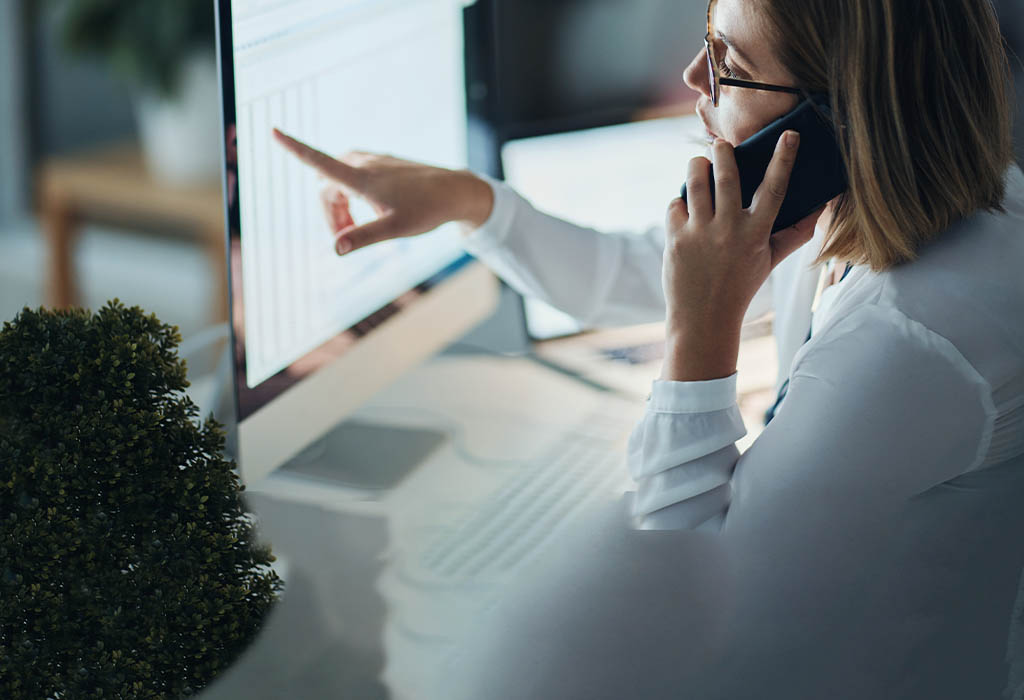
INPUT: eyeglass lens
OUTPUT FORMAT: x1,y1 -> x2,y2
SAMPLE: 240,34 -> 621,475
706,0 -> 719,106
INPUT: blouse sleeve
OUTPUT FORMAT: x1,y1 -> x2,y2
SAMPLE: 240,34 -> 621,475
628,303 -> 993,531
461,175 -> 772,327
626,302 -> 995,688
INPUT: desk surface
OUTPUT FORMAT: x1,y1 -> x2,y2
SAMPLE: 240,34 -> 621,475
209,347 -> 780,699
213,352 -> 642,699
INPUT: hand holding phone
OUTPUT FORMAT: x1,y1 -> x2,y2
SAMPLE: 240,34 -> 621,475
662,131 -> 821,380
681,92 -> 847,233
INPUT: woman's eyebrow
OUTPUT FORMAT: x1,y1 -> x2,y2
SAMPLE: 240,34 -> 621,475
716,30 -> 758,73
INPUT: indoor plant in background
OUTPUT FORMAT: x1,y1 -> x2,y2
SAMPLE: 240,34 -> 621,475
0,301 -> 282,699
47,0 -> 222,184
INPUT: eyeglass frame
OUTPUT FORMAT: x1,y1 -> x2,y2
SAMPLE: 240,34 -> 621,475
704,0 -> 805,107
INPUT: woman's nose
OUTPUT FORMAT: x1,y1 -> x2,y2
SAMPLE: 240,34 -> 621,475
683,47 -> 711,100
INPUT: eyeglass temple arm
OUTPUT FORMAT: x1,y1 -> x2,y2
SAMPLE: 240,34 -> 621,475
718,77 -> 804,95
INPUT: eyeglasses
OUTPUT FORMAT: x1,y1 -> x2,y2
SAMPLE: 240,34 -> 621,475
704,0 -> 804,107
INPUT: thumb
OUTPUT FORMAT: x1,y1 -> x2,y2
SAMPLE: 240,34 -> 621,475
320,186 -> 355,234
334,214 -> 402,255
769,207 -> 824,269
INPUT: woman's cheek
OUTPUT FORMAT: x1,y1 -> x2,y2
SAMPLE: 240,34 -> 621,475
730,119 -> 761,145
720,111 -> 752,146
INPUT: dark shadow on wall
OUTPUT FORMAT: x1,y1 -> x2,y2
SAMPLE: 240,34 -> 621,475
25,2 -> 137,162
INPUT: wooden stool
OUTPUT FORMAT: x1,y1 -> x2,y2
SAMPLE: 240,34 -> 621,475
36,141 -> 228,322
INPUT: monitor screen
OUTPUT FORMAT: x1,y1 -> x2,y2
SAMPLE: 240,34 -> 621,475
222,0 -> 473,418
218,0 -> 499,484
500,113 -> 709,340
487,0 -> 704,136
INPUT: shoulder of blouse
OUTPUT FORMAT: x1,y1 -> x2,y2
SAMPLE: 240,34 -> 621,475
792,300 -> 996,472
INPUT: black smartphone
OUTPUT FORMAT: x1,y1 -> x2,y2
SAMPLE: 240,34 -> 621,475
681,92 -> 847,233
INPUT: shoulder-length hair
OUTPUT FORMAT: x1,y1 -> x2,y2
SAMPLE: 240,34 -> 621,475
759,0 -> 1016,270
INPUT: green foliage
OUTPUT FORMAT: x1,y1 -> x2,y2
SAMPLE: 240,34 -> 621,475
0,301 -> 282,699
47,0 -> 216,97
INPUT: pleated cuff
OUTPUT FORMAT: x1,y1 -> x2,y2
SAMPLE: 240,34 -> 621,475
647,373 -> 738,414
460,174 -> 518,256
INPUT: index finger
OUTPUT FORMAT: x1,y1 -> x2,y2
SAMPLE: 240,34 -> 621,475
272,128 -> 362,189
751,130 -> 800,226
712,138 -> 741,213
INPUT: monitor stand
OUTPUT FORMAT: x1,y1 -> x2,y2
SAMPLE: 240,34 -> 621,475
277,419 -> 448,492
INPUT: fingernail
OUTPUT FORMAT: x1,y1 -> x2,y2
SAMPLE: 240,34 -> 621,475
336,238 -> 352,255
785,131 -> 800,148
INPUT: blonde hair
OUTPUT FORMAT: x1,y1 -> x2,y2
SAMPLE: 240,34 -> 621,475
758,0 -> 1016,271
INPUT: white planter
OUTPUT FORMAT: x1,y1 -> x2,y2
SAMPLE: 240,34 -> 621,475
134,50 -> 222,186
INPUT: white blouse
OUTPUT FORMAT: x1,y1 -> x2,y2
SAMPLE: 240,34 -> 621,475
457,165 -> 1024,699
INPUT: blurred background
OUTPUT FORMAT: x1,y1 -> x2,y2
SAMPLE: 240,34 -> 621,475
2,1 -> 1023,697
1,0 -> 1022,352
1,0 -> 224,341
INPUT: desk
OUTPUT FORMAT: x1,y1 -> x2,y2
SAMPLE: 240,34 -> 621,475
232,346 -> 775,699
36,142 -> 228,321
216,353 -> 642,700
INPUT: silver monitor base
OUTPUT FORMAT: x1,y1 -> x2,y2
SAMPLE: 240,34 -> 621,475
277,419 -> 448,492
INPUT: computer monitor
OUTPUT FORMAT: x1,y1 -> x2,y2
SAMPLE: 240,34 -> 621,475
461,0 -> 708,340
500,113 -> 709,340
215,0 -> 500,487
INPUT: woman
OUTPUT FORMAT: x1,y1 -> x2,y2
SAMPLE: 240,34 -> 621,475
274,0 -> 1024,696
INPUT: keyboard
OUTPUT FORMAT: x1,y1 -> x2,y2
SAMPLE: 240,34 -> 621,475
377,406 -> 638,698
418,414 -> 632,582
599,340 -> 665,365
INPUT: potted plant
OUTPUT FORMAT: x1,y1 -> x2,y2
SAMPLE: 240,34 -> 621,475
47,0 -> 222,184
0,301 -> 282,699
